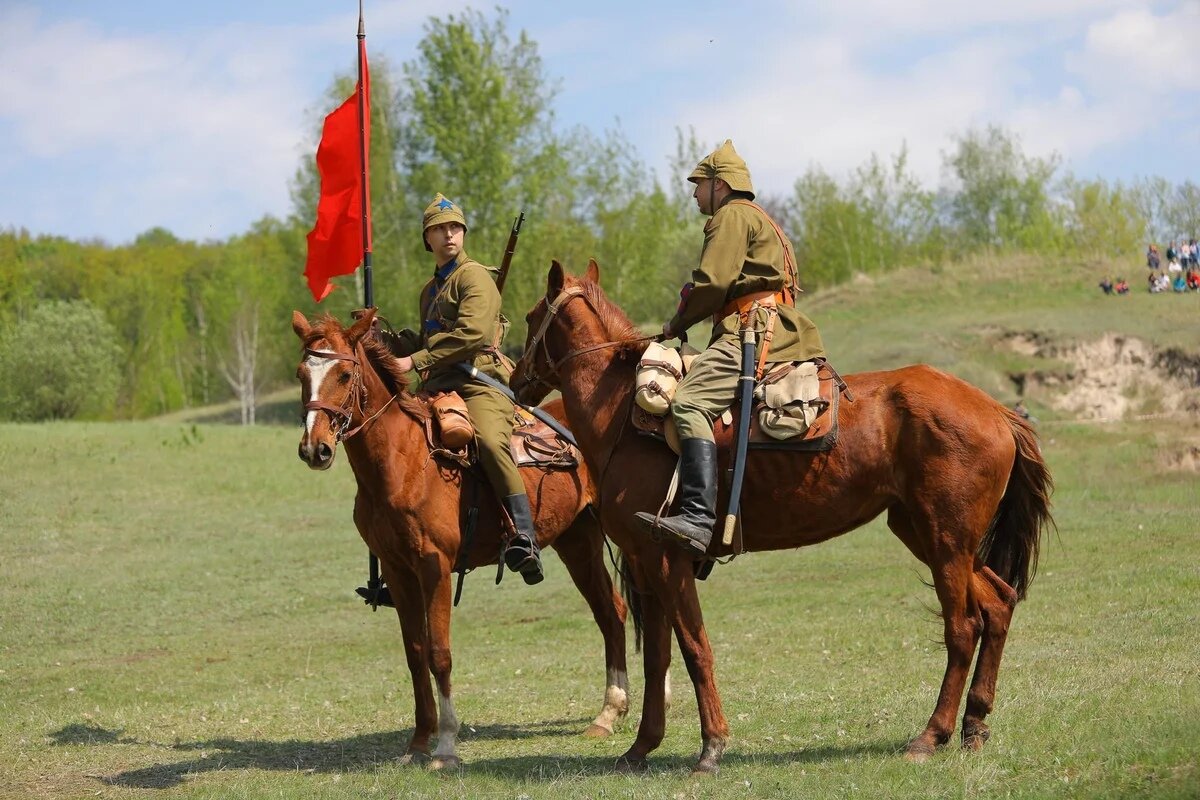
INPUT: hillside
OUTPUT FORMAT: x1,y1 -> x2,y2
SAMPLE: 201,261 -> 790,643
809,254 -> 1199,425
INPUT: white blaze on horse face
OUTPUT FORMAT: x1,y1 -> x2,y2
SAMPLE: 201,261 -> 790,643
303,354 -> 338,437
433,691 -> 459,760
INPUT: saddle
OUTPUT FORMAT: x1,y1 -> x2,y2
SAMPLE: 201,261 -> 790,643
631,358 -> 846,453
416,391 -> 580,470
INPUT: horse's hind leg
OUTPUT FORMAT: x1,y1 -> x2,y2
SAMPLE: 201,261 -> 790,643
962,566 -> 1019,751
906,549 -> 983,763
551,512 -> 629,737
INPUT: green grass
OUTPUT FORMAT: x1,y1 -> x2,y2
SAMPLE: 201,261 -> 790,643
2,254 -> 1198,799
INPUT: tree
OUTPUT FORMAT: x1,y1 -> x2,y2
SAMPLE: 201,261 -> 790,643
1062,177 -> 1145,258
0,300 -> 122,421
941,125 -> 1064,254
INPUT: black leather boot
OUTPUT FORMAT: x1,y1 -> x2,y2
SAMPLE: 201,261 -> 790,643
501,493 -> 544,585
634,438 -> 718,556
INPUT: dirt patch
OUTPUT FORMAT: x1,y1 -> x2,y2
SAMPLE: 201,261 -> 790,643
1000,332 -> 1200,421
1159,443 -> 1200,473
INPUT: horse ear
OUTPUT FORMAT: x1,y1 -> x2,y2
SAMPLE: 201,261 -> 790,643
292,310 -> 311,340
347,307 -> 376,344
547,260 -> 565,299
585,258 -> 601,284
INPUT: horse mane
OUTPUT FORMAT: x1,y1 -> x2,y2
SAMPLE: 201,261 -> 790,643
571,274 -> 650,363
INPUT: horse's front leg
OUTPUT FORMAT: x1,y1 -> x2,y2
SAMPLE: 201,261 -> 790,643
380,559 -> 436,764
663,551 -> 728,775
420,551 -> 461,771
616,557 -> 672,773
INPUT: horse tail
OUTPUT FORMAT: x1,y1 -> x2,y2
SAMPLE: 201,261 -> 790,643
617,551 -> 643,653
978,410 -> 1055,602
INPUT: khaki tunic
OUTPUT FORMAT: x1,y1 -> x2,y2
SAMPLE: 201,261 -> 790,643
397,253 -> 523,497
667,198 -> 826,441
668,199 -> 825,361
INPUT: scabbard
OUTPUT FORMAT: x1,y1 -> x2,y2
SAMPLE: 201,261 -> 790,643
722,327 -> 757,545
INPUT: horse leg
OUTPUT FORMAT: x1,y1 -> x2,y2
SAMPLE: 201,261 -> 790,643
906,551 -> 983,763
961,566 -> 1019,751
380,560 -> 436,765
665,553 -> 729,776
550,514 -> 629,737
420,553 -> 461,771
615,564 -> 672,773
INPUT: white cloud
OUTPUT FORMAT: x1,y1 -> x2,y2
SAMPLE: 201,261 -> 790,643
0,1 -> 465,241
645,1 -> 1198,198
1067,3 -> 1200,93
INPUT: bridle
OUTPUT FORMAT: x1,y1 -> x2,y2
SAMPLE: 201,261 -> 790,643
303,345 -> 396,442
514,285 -> 658,396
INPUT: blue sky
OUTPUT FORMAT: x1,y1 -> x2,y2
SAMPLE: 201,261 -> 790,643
1,0 -> 1197,244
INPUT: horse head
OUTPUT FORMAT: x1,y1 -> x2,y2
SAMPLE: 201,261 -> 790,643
292,308 -> 396,470
513,258 -> 622,406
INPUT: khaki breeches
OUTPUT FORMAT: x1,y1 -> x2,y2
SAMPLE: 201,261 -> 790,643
458,380 -> 524,498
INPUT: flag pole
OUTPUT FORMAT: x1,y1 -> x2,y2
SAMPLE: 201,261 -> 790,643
354,0 -> 385,609
357,0 -> 373,309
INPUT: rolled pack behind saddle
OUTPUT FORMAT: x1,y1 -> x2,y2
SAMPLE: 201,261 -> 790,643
632,341 -> 848,453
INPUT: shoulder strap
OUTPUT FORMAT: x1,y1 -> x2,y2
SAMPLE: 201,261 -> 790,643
729,199 -> 798,305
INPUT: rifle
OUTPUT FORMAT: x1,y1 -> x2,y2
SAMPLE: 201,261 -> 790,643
495,211 -> 525,296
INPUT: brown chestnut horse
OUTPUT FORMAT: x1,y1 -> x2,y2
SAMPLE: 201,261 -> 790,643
291,309 -> 628,769
511,261 -> 1053,775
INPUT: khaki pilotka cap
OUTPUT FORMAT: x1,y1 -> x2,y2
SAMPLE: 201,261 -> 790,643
422,193 -> 468,252
687,139 -> 756,200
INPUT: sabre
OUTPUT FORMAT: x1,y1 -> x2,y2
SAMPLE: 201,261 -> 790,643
722,325 -> 757,545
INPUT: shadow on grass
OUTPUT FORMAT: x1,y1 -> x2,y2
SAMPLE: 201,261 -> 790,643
53,721 -> 909,788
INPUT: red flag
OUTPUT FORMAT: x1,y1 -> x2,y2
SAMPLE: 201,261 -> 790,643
304,38 -> 371,303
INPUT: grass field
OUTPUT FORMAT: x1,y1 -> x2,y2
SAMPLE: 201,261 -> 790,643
2,256 -> 1198,799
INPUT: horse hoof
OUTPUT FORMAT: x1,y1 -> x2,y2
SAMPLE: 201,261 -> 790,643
614,754 -> 648,774
690,760 -> 720,777
583,723 -> 613,738
904,738 -> 936,763
962,724 -> 990,752
398,750 -> 430,766
429,755 -> 461,772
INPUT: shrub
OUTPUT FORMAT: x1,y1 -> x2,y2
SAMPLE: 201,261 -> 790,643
0,300 -> 122,421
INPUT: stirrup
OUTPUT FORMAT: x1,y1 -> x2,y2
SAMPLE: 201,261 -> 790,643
634,511 -> 711,557
355,582 -> 394,608
504,539 -> 544,585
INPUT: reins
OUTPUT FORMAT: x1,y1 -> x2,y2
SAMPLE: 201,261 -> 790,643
514,285 -> 658,395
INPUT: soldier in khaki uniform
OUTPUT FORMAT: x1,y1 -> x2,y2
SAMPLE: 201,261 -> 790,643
634,140 -> 826,555
390,194 -> 543,584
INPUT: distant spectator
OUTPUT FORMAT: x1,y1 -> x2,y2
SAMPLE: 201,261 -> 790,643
1115,277 -> 1130,294
1146,272 -> 1159,293
1173,273 -> 1188,293
1101,276 -> 1115,294
1187,269 -> 1200,291
1166,241 -> 1177,263
1156,272 -> 1170,293
1186,239 -> 1198,267
1147,244 -> 1160,270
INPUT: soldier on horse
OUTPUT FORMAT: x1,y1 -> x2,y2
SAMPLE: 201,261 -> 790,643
635,140 -> 826,555
381,194 -> 544,584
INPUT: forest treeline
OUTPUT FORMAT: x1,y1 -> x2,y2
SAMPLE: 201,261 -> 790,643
1,9 -> 1197,422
